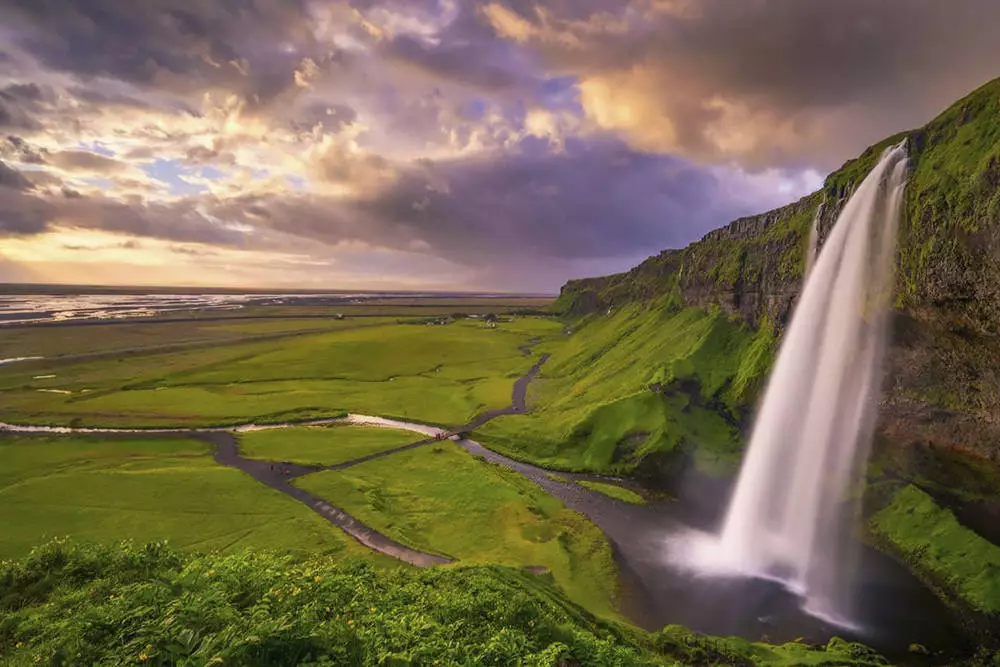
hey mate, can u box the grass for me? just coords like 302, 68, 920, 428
0, 434, 365, 560
576, 480, 645, 504
294, 441, 620, 619
0, 317, 393, 360
238, 425, 419, 466
0, 318, 552, 428
0, 540, 889, 666
475, 305, 757, 475
870, 485, 1000, 616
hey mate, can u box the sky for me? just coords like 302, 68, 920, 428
2, 1, 1000, 292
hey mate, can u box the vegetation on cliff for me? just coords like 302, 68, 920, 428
870, 485, 1000, 618
0, 540, 891, 666
476, 303, 775, 476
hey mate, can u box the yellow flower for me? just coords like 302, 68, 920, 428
314, 575, 321, 583
15, 642, 22, 648
139, 653, 149, 662
370, 607, 376, 613
347, 620, 354, 625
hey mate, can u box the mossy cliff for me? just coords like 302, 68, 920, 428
555, 76, 1000, 468
543, 76, 1000, 639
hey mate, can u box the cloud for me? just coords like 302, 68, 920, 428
49, 150, 129, 174
484, 0, 1000, 169
0, 160, 34, 190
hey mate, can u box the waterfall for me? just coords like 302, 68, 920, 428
804, 202, 822, 277
676, 141, 909, 626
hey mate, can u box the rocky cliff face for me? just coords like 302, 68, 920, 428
557, 77, 1000, 465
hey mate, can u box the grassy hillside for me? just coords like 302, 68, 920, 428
532, 77, 1000, 475
0, 540, 891, 666
476, 302, 775, 476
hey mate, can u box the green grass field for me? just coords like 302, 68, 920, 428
474, 304, 766, 474
238, 425, 419, 466
294, 441, 619, 618
576, 480, 646, 504
0, 434, 365, 560
0, 317, 561, 428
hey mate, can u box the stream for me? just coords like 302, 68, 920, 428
0, 351, 967, 661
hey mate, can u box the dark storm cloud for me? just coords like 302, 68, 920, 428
366, 136, 744, 261
0, 180, 249, 246
0, 83, 50, 131
0, 160, 33, 191
0, 0, 319, 104
1, 137, 48, 165
214, 136, 755, 264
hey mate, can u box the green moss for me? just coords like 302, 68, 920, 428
870, 485, 1000, 615
575, 480, 645, 504
475, 305, 755, 474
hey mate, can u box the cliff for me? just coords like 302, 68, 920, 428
555, 77, 1000, 466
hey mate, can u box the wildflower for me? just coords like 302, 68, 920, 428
292, 587, 301, 596
370, 607, 376, 613
139, 652, 149, 661
347, 620, 354, 626
314, 575, 321, 583
15, 642, 22, 648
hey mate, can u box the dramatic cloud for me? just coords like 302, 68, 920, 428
1, 0, 998, 289
484, 0, 1000, 169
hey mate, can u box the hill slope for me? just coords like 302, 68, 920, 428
487, 76, 1000, 480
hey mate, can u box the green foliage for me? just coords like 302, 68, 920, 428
653, 626, 887, 666
476, 306, 761, 474
239, 425, 418, 466
0, 541, 890, 666
0, 540, 652, 666
0, 434, 359, 559
870, 485, 1000, 615
575, 480, 645, 504
295, 441, 619, 618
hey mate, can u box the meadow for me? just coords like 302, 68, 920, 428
294, 440, 619, 617
238, 425, 419, 466
0, 434, 363, 560
0, 314, 564, 428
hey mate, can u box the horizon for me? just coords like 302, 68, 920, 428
2, 2, 1000, 291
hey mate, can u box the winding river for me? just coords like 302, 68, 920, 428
0, 352, 965, 660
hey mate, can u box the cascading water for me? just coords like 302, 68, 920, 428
675, 140, 909, 626
803, 202, 822, 277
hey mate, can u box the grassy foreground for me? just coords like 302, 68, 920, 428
0, 435, 359, 560
296, 441, 619, 618
238, 425, 419, 466
0, 540, 892, 666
